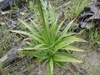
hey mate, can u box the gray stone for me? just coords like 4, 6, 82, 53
0, 0, 16, 10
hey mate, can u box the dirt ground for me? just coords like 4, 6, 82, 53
0, 0, 100, 75
76, 43, 100, 75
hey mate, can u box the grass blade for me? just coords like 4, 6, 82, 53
11, 30, 44, 43
22, 51, 48, 60
18, 19, 41, 38
49, 3, 56, 42
18, 44, 46, 51
62, 45, 84, 52
56, 20, 74, 44
49, 58, 53, 75
54, 52, 82, 63
36, 0, 46, 31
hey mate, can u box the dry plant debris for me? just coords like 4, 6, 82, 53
78, 0, 100, 29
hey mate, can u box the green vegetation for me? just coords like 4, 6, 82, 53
88, 28, 100, 46
0, 0, 100, 75
11, 0, 87, 75
67, 0, 88, 19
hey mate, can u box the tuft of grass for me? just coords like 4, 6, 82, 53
11, 0, 87, 75
88, 28, 100, 47
67, 0, 88, 19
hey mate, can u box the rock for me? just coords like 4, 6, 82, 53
0, 0, 16, 10
0, 0, 28, 10
78, 0, 100, 29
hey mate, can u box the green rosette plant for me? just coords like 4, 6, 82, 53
11, 0, 87, 75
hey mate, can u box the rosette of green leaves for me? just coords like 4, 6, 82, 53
11, 0, 87, 75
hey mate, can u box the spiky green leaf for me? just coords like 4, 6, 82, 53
49, 58, 53, 75
22, 51, 48, 60
62, 45, 84, 52
53, 52, 82, 63
11, 30, 44, 43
